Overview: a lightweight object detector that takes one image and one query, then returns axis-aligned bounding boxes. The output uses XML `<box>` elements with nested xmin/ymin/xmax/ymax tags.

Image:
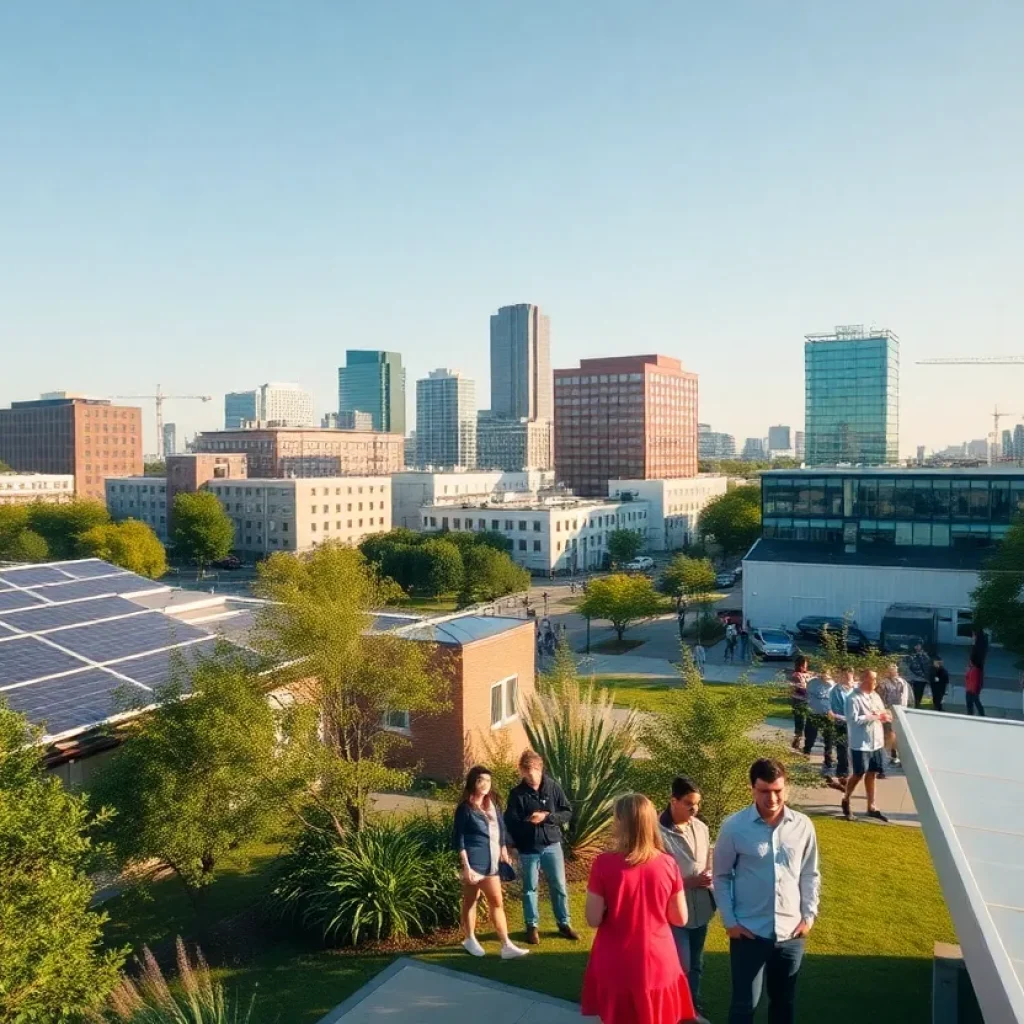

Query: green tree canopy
<box><xmin>458</xmin><ymin>544</ymin><xmax>531</xmax><ymax>605</ymax></box>
<box><xmin>0</xmin><ymin>704</ymin><xmax>125</xmax><ymax>1020</ymax></box>
<box><xmin>659</xmin><ymin>553</ymin><xmax>717</xmax><ymax>609</ymax></box>
<box><xmin>27</xmin><ymin>499</ymin><xmax>111</xmax><ymax>559</ymax></box>
<box><xmin>607</xmin><ymin>528</ymin><xmax>643</xmax><ymax>566</ymax></box>
<box><xmin>0</xmin><ymin>506</ymin><xmax>50</xmax><ymax>562</ymax></box>
<box><xmin>578</xmin><ymin>573</ymin><xmax>665</xmax><ymax>641</ymax></box>
<box><xmin>170</xmin><ymin>491</ymin><xmax>234</xmax><ymax>572</ymax></box>
<box><xmin>420</xmin><ymin>538</ymin><xmax>465</xmax><ymax>596</ymax></box>
<box><xmin>77</xmin><ymin>519</ymin><xmax>167</xmax><ymax>578</ymax></box>
<box><xmin>143</xmin><ymin>459</ymin><xmax>166</xmax><ymax>476</ymax></box>
<box><xmin>90</xmin><ymin>653</ymin><xmax>283</xmax><ymax>892</ymax></box>
<box><xmin>973</xmin><ymin>517</ymin><xmax>1024</xmax><ymax>661</ymax></box>
<box><xmin>697</xmin><ymin>485</ymin><xmax>762</xmax><ymax>555</ymax></box>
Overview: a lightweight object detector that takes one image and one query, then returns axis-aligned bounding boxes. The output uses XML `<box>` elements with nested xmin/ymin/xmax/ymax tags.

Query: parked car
<box><xmin>880</xmin><ymin>604</ymin><xmax>938</xmax><ymax>656</ymax></box>
<box><xmin>715</xmin><ymin>571</ymin><xmax>736</xmax><ymax>588</ymax></box>
<box><xmin>795</xmin><ymin>616</ymin><xmax>871</xmax><ymax>653</ymax></box>
<box><xmin>213</xmin><ymin>555</ymin><xmax>242</xmax><ymax>570</ymax></box>
<box><xmin>716</xmin><ymin>607</ymin><xmax>743</xmax><ymax>627</ymax></box>
<box><xmin>751</xmin><ymin>627</ymin><xmax>796</xmax><ymax>660</ymax></box>
<box><xmin>624</xmin><ymin>556</ymin><xmax>655</xmax><ymax>572</ymax></box>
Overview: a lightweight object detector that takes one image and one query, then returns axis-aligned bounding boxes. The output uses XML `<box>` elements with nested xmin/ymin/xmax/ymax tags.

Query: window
<box><xmin>384</xmin><ymin>710</ymin><xmax>411</xmax><ymax>732</ymax></box>
<box><xmin>518</xmin><ymin>539</ymin><xmax>526</xmax><ymax>551</ymax></box>
<box><xmin>533</xmin><ymin>540</ymin><xmax>541</xmax><ymax>551</ymax></box>
<box><xmin>518</xmin><ymin>521</ymin><xmax>527</xmax><ymax>531</ymax></box>
<box><xmin>490</xmin><ymin>675</ymin><xmax>519</xmax><ymax>728</ymax></box>
<box><xmin>533</xmin><ymin>521</ymin><xmax>541</xmax><ymax>532</ymax></box>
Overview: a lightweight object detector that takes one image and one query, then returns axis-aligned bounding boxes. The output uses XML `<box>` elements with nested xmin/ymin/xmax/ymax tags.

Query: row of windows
<box><xmin>763</xmin><ymin>518</ymin><xmax>1009</xmax><ymax>548</ymax></box>
<box><xmin>310</xmin><ymin>502</ymin><xmax>383</xmax><ymax>513</ymax></box>
<box><xmin>310</xmin><ymin>518</ymin><xmax>386</xmax><ymax>532</ymax></box>
<box><xmin>556</xmin><ymin>374</ymin><xmax>644</xmax><ymax>385</ymax></box>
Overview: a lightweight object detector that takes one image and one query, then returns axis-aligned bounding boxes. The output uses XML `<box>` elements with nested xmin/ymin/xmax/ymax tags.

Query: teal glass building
<box><xmin>337</xmin><ymin>351</ymin><xmax>406</xmax><ymax>435</ymax></box>
<box><xmin>804</xmin><ymin>326</ymin><xmax>899</xmax><ymax>466</ymax></box>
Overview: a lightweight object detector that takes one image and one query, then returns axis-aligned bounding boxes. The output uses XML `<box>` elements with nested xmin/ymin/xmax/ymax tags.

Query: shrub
<box><xmin>522</xmin><ymin>679</ymin><xmax>641</xmax><ymax>856</ymax></box>
<box><xmin>269</xmin><ymin>814</ymin><xmax>461</xmax><ymax>945</ymax></box>
<box><xmin>101</xmin><ymin>938</ymin><xmax>254</xmax><ymax>1023</ymax></box>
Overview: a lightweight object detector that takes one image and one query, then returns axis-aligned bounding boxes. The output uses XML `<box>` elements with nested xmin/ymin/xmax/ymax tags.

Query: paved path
<box><xmin>318</xmin><ymin>959</ymin><xmax>591</xmax><ymax>1023</ymax></box>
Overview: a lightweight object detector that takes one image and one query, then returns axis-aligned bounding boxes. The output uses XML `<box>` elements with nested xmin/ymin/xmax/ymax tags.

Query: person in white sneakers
<box><xmin>452</xmin><ymin>765</ymin><xmax>529</xmax><ymax>959</ymax></box>
<box><xmin>877</xmin><ymin>663</ymin><xmax>910</xmax><ymax>768</ymax></box>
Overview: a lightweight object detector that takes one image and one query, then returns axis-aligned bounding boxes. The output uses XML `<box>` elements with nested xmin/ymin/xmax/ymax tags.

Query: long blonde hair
<box><xmin>613</xmin><ymin>793</ymin><xmax>665</xmax><ymax>866</ymax></box>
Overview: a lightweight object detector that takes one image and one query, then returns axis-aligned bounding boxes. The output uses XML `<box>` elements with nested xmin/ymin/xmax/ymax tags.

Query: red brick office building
<box><xmin>553</xmin><ymin>354</ymin><xmax>698</xmax><ymax>496</ymax></box>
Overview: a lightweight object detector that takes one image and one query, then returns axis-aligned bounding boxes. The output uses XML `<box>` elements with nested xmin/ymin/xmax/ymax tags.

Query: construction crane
<box><xmin>110</xmin><ymin>385</ymin><xmax>213</xmax><ymax>458</ymax></box>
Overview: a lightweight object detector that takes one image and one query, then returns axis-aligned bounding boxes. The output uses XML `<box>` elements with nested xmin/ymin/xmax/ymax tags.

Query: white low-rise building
<box><xmin>391</xmin><ymin>469</ymin><xmax>555</xmax><ymax>530</ymax></box>
<box><xmin>106</xmin><ymin>477</ymin><xmax>169</xmax><ymax>539</ymax></box>
<box><xmin>0</xmin><ymin>473</ymin><xmax>75</xmax><ymax>505</ymax></box>
<box><xmin>607</xmin><ymin>476</ymin><xmax>728</xmax><ymax>551</ymax></box>
<box><xmin>419</xmin><ymin>495</ymin><xmax>649</xmax><ymax>573</ymax></box>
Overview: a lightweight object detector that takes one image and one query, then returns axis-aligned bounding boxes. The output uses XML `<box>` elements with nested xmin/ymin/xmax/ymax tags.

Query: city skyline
<box><xmin>2</xmin><ymin>4</ymin><xmax>1022</xmax><ymax>453</ymax></box>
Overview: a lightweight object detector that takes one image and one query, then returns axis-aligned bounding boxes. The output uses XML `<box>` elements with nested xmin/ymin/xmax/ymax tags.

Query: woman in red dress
<box><xmin>581</xmin><ymin>793</ymin><xmax>696</xmax><ymax>1024</ymax></box>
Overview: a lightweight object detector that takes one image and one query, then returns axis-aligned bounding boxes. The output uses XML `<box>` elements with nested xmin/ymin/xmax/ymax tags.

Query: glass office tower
<box><xmin>337</xmin><ymin>351</ymin><xmax>406</xmax><ymax>434</ymax></box>
<box><xmin>804</xmin><ymin>326</ymin><xmax>899</xmax><ymax>466</ymax></box>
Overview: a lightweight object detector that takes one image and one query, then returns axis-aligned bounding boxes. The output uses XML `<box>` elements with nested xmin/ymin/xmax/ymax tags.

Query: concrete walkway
<box><xmin>318</xmin><ymin>959</ymin><xmax>591</xmax><ymax>1023</ymax></box>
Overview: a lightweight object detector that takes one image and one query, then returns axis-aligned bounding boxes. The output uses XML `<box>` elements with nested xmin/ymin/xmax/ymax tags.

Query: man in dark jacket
<box><xmin>504</xmin><ymin>749</ymin><xmax>578</xmax><ymax>944</ymax></box>
<box><xmin>907</xmin><ymin>643</ymin><xmax>931</xmax><ymax>709</ymax></box>
<box><xmin>929</xmin><ymin>657</ymin><xmax>949</xmax><ymax>712</ymax></box>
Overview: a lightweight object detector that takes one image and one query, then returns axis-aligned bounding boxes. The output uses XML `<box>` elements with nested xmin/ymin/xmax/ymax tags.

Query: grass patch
<box><xmin>387</xmin><ymin>594</ymin><xmax>459</xmax><ymax>613</ymax></box>
<box><xmin>596</xmin><ymin>676</ymin><xmax>790</xmax><ymax>719</ymax></box>
<box><xmin>591</xmin><ymin>637</ymin><xmax>646</xmax><ymax>654</ymax></box>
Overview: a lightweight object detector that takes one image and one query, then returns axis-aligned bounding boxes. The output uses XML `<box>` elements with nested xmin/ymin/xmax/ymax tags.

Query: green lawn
<box><xmin>105</xmin><ymin>818</ymin><xmax>953</xmax><ymax>1024</ymax></box>
<box><xmin>388</xmin><ymin>594</ymin><xmax>459</xmax><ymax>613</ymax></box>
<box><xmin>597</xmin><ymin>675</ymin><xmax>791</xmax><ymax>718</ymax></box>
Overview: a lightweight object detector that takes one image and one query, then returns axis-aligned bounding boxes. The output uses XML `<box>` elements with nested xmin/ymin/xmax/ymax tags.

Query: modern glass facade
<box><xmin>804</xmin><ymin>327</ymin><xmax>899</xmax><ymax>466</ymax></box>
<box><xmin>224</xmin><ymin>390</ymin><xmax>259</xmax><ymax>429</ymax></box>
<box><xmin>338</xmin><ymin>351</ymin><xmax>406</xmax><ymax>435</ymax></box>
<box><xmin>762</xmin><ymin>470</ymin><xmax>1024</xmax><ymax>550</ymax></box>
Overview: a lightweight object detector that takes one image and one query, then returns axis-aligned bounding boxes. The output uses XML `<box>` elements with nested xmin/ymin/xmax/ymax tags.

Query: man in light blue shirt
<box><xmin>713</xmin><ymin>758</ymin><xmax>820</xmax><ymax>1024</ymax></box>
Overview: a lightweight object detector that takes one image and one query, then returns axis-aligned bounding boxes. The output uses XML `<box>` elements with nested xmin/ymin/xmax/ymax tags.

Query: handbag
<box><xmin>499</xmin><ymin>861</ymin><xmax>517</xmax><ymax>883</ymax></box>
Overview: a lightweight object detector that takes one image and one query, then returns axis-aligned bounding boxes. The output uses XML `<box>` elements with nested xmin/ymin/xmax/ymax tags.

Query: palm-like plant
<box><xmin>521</xmin><ymin>679</ymin><xmax>641</xmax><ymax>856</ymax></box>
<box><xmin>102</xmin><ymin>938</ymin><xmax>254</xmax><ymax>1023</ymax></box>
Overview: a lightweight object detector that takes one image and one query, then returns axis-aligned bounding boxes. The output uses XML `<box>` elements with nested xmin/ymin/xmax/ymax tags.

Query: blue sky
<box><xmin>1</xmin><ymin>1</ymin><xmax>1022</xmax><ymax>455</ymax></box>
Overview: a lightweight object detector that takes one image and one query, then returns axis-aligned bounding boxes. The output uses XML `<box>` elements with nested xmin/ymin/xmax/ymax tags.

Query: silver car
<box><xmin>751</xmin><ymin>628</ymin><xmax>796</xmax><ymax>660</ymax></box>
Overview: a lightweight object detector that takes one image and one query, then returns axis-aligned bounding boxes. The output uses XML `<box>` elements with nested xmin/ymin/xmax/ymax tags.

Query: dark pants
<box><xmin>912</xmin><ymin>679</ymin><xmax>946</xmax><ymax>711</ymax></box>
<box><xmin>729</xmin><ymin>935</ymin><xmax>805</xmax><ymax>1024</ymax></box>
<box><xmin>802</xmin><ymin>713</ymin><xmax>834</xmax><ymax>766</ymax></box>
<box><xmin>792</xmin><ymin>706</ymin><xmax>807</xmax><ymax>741</ymax></box>
<box><xmin>966</xmin><ymin>691</ymin><xmax>985</xmax><ymax>716</ymax></box>
<box><xmin>672</xmin><ymin>923</ymin><xmax>709</xmax><ymax>1009</ymax></box>
<box><xmin>833</xmin><ymin>722</ymin><xmax>849</xmax><ymax>777</ymax></box>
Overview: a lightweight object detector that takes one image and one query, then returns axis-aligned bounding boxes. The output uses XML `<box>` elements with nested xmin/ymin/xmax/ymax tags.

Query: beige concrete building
<box><xmin>0</xmin><ymin>473</ymin><xmax>75</xmax><ymax>505</ymax></box>
<box><xmin>607</xmin><ymin>476</ymin><xmax>729</xmax><ymax>551</ymax></box>
<box><xmin>105</xmin><ymin>477</ymin><xmax>170</xmax><ymax>539</ymax></box>
<box><xmin>477</xmin><ymin>415</ymin><xmax>553</xmax><ymax>472</ymax></box>
<box><xmin>193</xmin><ymin>426</ymin><xmax>404</xmax><ymax>478</ymax></box>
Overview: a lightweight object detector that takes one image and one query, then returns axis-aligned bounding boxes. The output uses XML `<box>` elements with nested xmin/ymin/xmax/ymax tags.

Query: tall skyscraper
<box><xmin>794</xmin><ymin>431</ymin><xmax>805</xmax><ymax>461</ymax></box>
<box><xmin>225</xmin><ymin>390</ymin><xmax>259</xmax><ymax>429</ymax></box>
<box><xmin>489</xmin><ymin>304</ymin><xmax>552</xmax><ymax>422</ymax></box>
<box><xmin>767</xmin><ymin>425</ymin><xmax>791</xmax><ymax>452</ymax></box>
<box><xmin>698</xmin><ymin>423</ymin><xmax>736</xmax><ymax>460</ymax></box>
<box><xmin>1002</xmin><ymin>429</ymin><xmax>1014</xmax><ymax>460</ymax></box>
<box><xmin>258</xmin><ymin>383</ymin><xmax>315</xmax><ymax>427</ymax></box>
<box><xmin>1015</xmin><ymin>424</ymin><xmax>1024</xmax><ymax>461</ymax></box>
<box><xmin>162</xmin><ymin>422</ymin><xmax>177</xmax><ymax>457</ymax></box>
<box><xmin>804</xmin><ymin>326</ymin><xmax>899</xmax><ymax>466</ymax></box>
<box><xmin>416</xmin><ymin>369</ymin><xmax>477</xmax><ymax>469</ymax></box>
<box><xmin>742</xmin><ymin>437</ymin><xmax>766</xmax><ymax>461</ymax></box>
<box><xmin>554</xmin><ymin>355</ymin><xmax>698</xmax><ymax>496</ymax></box>
<box><xmin>338</xmin><ymin>351</ymin><xmax>405</xmax><ymax>435</ymax></box>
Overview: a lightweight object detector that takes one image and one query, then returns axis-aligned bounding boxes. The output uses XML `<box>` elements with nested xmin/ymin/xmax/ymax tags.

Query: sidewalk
<box><xmin>318</xmin><ymin>959</ymin><xmax>590</xmax><ymax>1023</ymax></box>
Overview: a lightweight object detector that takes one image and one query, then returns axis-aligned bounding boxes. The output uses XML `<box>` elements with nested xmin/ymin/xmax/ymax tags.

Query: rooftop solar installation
<box><xmin>0</xmin><ymin>565</ymin><xmax>77</xmax><ymax>587</ymax></box>
<box><xmin>0</xmin><ymin>636</ymin><xmax>89</xmax><ymax>684</ymax></box>
<box><xmin>48</xmin><ymin>614</ymin><xmax>212</xmax><ymax>663</ymax></box>
<box><xmin>0</xmin><ymin>590</ymin><xmax>48</xmax><ymax>613</ymax></box>
<box><xmin>51</xmin><ymin>558</ymin><xmax>140</xmax><ymax>580</ymax></box>
<box><xmin>31</xmin><ymin>574</ymin><xmax>164</xmax><ymax>602</ymax></box>
<box><xmin>0</xmin><ymin>595</ymin><xmax>146</xmax><ymax>633</ymax></box>
<box><xmin>400</xmin><ymin>614</ymin><xmax>527</xmax><ymax>646</ymax></box>
<box><xmin>896</xmin><ymin>708</ymin><xmax>1024</xmax><ymax>1023</ymax></box>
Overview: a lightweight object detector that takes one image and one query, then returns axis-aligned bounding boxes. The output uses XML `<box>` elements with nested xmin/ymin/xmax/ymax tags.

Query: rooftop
<box><xmin>763</xmin><ymin>466</ymin><xmax>1024</xmax><ymax>477</ymax></box>
<box><xmin>804</xmin><ymin>324</ymin><xmax>899</xmax><ymax>343</ymax></box>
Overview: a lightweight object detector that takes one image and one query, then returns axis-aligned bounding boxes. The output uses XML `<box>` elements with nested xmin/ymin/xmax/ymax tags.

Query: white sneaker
<box><xmin>500</xmin><ymin>942</ymin><xmax>529</xmax><ymax>959</ymax></box>
<box><xmin>462</xmin><ymin>936</ymin><xmax>485</xmax><ymax>957</ymax></box>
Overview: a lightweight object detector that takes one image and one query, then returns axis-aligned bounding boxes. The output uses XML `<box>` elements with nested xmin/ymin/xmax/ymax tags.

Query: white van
<box><xmin>625</xmin><ymin>556</ymin><xmax>654</xmax><ymax>572</ymax></box>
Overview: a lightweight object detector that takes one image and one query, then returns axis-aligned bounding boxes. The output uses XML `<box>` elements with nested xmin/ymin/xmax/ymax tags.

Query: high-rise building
<box><xmin>225</xmin><ymin>390</ymin><xmax>259</xmax><ymax>429</ymax></box>
<box><xmin>804</xmin><ymin>325</ymin><xmax>899</xmax><ymax>466</ymax></box>
<box><xmin>967</xmin><ymin>438</ymin><xmax>989</xmax><ymax>460</ymax></box>
<box><xmin>0</xmin><ymin>394</ymin><xmax>143</xmax><ymax>501</ymax></box>
<box><xmin>258</xmin><ymin>383</ymin><xmax>315</xmax><ymax>427</ymax></box>
<box><xmin>794</xmin><ymin>431</ymin><xmax>805</xmax><ymax>461</ymax></box>
<box><xmin>489</xmin><ymin>304</ymin><xmax>552</xmax><ymax>422</ymax></box>
<box><xmin>1002</xmin><ymin>430</ymin><xmax>1014</xmax><ymax>460</ymax></box>
<box><xmin>337</xmin><ymin>351</ymin><xmax>405</xmax><ymax>435</ymax></box>
<box><xmin>767</xmin><ymin>425</ymin><xmax>791</xmax><ymax>452</ymax></box>
<box><xmin>698</xmin><ymin>423</ymin><xmax>737</xmax><ymax>460</ymax></box>
<box><xmin>415</xmin><ymin>369</ymin><xmax>477</xmax><ymax>469</ymax></box>
<box><xmin>1015</xmin><ymin>424</ymin><xmax>1024</xmax><ymax>461</ymax></box>
<box><xmin>162</xmin><ymin>422</ymin><xmax>177</xmax><ymax>457</ymax></box>
<box><xmin>323</xmin><ymin>411</ymin><xmax>373</xmax><ymax>431</ymax></box>
<box><xmin>916</xmin><ymin>445</ymin><xmax>927</xmax><ymax>465</ymax></box>
<box><xmin>742</xmin><ymin>437</ymin><xmax>766</xmax><ymax>461</ymax></box>
<box><xmin>477</xmin><ymin>414</ymin><xmax>553</xmax><ymax>472</ymax></box>
<box><xmin>554</xmin><ymin>355</ymin><xmax>698</xmax><ymax>497</ymax></box>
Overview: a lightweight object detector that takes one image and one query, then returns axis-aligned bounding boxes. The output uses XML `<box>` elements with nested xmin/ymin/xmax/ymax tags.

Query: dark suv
<box><xmin>795</xmin><ymin>616</ymin><xmax>871</xmax><ymax>652</ymax></box>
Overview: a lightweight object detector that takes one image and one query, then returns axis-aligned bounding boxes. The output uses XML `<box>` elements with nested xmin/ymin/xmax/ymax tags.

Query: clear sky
<box><xmin>2</xmin><ymin>1</ymin><xmax>1022</xmax><ymax>456</ymax></box>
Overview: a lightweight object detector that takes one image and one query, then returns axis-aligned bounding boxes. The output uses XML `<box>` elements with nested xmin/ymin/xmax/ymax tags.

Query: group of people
<box><xmin>453</xmin><ymin>752</ymin><xmax>820</xmax><ymax>1024</ymax></box>
<box><xmin>722</xmin><ymin>621</ymin><xmax>748</xmax><ymax>663</ymax></box>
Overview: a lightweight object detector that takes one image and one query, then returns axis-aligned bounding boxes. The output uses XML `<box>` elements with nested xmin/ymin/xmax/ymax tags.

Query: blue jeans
<box><xmin>671</xmin><ymin>923</ymin><xmax>708</xmax><ymax>1008</ymax></box>
<box><xmin>519</xmin><ymin>843</ymin><xmax>570</xmax><ymax>928</ymax></box>
<box><xmin>728</xmin><ymin>935</ymin><xmax>805</xmax><ymax>1024</ymax></box>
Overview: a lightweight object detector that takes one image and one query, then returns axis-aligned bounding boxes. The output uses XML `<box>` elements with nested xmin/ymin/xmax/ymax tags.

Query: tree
<box><xmin>458</xmin><ymin>544</ymin><xmax>530</xmax><ymax>605</ymax></box>
<box><xmin>659</xmin><ymin>554</ymin><xmax>717</xmax><ymax>641</ymax></box>
<box><xmin>973</xmin><ymin>517</ymin><xmax>1024</xmax><ymax>661</ymax></box>
<box><xmin>143</xmin><ymin>459</ymin><xmax>166</xmax><ymax>476</ymax></box>
<box><xmin>90</xmin><ymin>653</ymin><xmax>283</xmax><ymax>893</ymax></box>
<box><xmin>0</xmin><ymin>506</ymin><xmax>50</xmax><ymax>562</ymax></box>
<box><xmin>0</xmin><ymin>458</ymin><xmax>12</xmax><ymax>473</ymax></box>
<box><xmin>697</xmin><ymin>485</ymin><xmax>761</xmax><ymax>555</ymax></box>
<box><xmin>578</xmin><ymin>573</ymin><xmax>665</xmax><ymax>642</ymax></box>
<box><xmin>607</xmin><ymin>528</ymin><xmax>643</xmax><ymax>566</ymax></box>
<box><xmin>539</xmin><ymin>633</ymin><xmax>580</xmax><ymax>694</ymax></box>
<box><xmin>77</xmin><ymin>519</ymin><xmax>167</xmax><ymax>578</ymax></box>
<box><xmin>0</xmin><ymin>704</ymin><xmax>125</xmax><ymax>1020</ymax></box>
<box><xmin>171</xmin><ymin>491</ymin><xmax>234</xmax><ymax>574</ymax></box>
<box><xmin>420</xmin><ymin>538</ymin><xmax>464</xmax><ymax>596</ymax></box>
<box><xmin>254</xmin><ymin>543</ymin><xmax>450</xmax><ymax>831</ymax></box>
<box><xmin>28</xmin><ymin>499</ymin><xmax>110</xmax><ymax>559</ymax></box>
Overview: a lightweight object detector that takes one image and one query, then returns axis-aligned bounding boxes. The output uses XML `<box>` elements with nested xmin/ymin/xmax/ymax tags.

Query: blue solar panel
<box><xmin>53</xmin><ymin>614</ymin><xmax>211</xmax><ymax>663</ymax></box>
<box><xmin>3</xmin><ymin>668</ymin><xmax>149</xmax><ymax>737</ymax></box>
<box><xmin>32</xmin><ymin>575</ymin><xmax>161</xmax><ymax>602</ymax></box>
<box><xmin>0</xmin><ymin>596</ymin><xmax>145</xmax><ymax>634</ymax></box>
<box><xmin>0</xmin><ymin>636</ymin><xmax>87</xmax><ymax>685</ymax></box>
<box><xmin>53</xmin><ymin>559</ymin><xmax>125</xmax><ymax>580</ymax></box>
<box><xmin>115</xmin><ymin>639</ymin><xmax>218</xmax><ymax>687</ymax></box>
<box><xmin>0</xmin><ymin>566</ymin><xmax>74</xmax><ymax>587</ymax></box>
<box><xmin>0</xmin><ymin>590</ymin><xmax>48</xmax><ymax>613</ymax></box>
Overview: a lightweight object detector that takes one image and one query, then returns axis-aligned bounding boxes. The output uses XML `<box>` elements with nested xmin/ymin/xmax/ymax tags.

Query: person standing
<box><xmin>503</xmin><ymin>750</ymin><xmax>578</xmax><ymax>945</ymax></box>
<box><xmin>713</xmin><ymin>759</ymin><xmax>820</xmax><ymax>1024</ymax></box>
<box><xmin>966</xmin><ymin>629</ymin><xmax>988</xmax><ymax>716</ymax></box>
<box><xmin>908</xmin><ymin>642</ymin><xmax>931</xmax><ymax>709</ymax></box>
<box><xmin>659</xmin><ymin>778</ymin><xmax>715</xmax><ymax>1022</ymax></box>
<box><xmin>788</xmin><ymin>656</ymin><xmax>812</xmax><ymax>752</ymax></box>
<box><xmin>842</xmin><ymin>670</ymin><xmax>892</xmax><ymax>823</ymax></box>
<box><xmin>581</xmin><ymin>794</ymin><xmax>696</xmax><ymax>1024</ymax></box>
<box><xmin>826</xmin><ymin>668</ymin><xmax>856</xmax><ymax>791</ymax></box>
<box><xmin>804</xmin><ymin>670</ymin><xmax>835</xmax><ymax>770</ymax></box>
<box><xmin>725</xmin><ymin>623</ymin><xmax>738</xmax><ymax>663</ymax></box>
<box><xmin>739</xmin><ymin>621</ymin><xmax>750</xmax><ymax>661</ymax></box>
<box><xmin>693</xmin><ymin>642</ymin><xmax>706</xmax><ymax>678</ymax></box>
<box><xmin>877</xmin><ymin>663</ymin><xmax>910</xmax><ymax>766</ymax></box>
<box><xmin>929</xmin><ymin>656</ymin><xmax>949</xmax><ymax>712</ymax></box>
<box><xmin>452</xmin><ymin>766</ymin><xmax>529</xmax><ymax>959</ymax></box>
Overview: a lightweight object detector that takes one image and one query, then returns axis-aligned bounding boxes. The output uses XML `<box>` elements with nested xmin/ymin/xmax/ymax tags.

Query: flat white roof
<box><xmin>895</xmin><ymin>708</ymin><xmax>1024</xmax><ymax>1022</ymax></box>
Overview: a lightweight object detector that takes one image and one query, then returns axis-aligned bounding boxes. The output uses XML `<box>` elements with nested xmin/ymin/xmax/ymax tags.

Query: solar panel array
<box><xmin>0</xmin><ymin>559</ymin><xmax>247</xmax><ymax>740</ymax></box>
